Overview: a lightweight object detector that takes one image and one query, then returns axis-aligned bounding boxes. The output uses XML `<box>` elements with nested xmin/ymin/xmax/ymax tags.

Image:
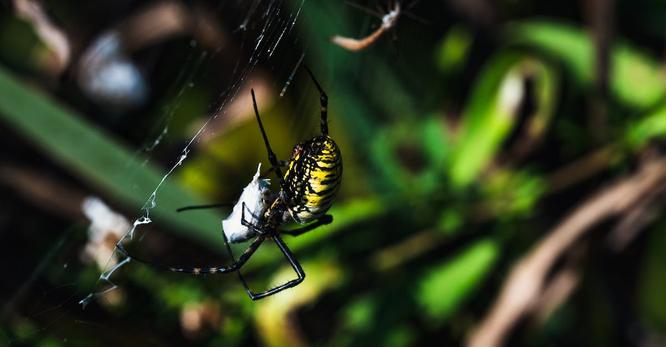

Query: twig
<box><xmin>606</xmin><ymin>188</ymin><xmax>664</xmax><ymax>251</ymax></box>
<box><xmin>117</xmin><ymin>1</ymin><xmax>192</xmax><ymax>52</ymax></box>
<box><xmin>585</xmin><ymin>0</ymin><xmax>615</xmax><ymax>140</ymax></box>
<box><xmin>331</xmin><ymin>2</ymin><xmax>401</xmax><ymax>52</ymax></box>
<box><xmin>466</xmin><ymin>158</ymin><xmax>666</xmax><ymax>347</ymax></box>
<box><xmin>115</xmin><ymin>1</ymin><xmax>229</xmax><ymax>53</ymax></box>
<box><xmin>531</xmin><ymin>243</ymin><xmax>585</xmax><ymax>324</ymax></box>
<box><xmin>0</xmin><ymin>164</ymin><xmax>85</xmax><ymax>219</ymax></box>
<box><xmin>371</xmin><ymin>228</ymin><xmax>443</xmax><ymax>271</ymax></box>
<box><xmin>446</xmin><ymin>0</ymin><xmax>497</xmax><ymax>29</ymax></box>
<box><xmin>13</xmin><ymin>0</ymin><xmax>71</xmax><ymax>75</ymax></box>
<box><xmin>546</xmin><ymin>146</ymin><xmax>617</xmax><ymax>193</ymax></box>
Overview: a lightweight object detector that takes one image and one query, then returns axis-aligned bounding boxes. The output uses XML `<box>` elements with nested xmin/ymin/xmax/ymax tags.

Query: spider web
<box><xmin>79</xmin><ymin>0</ymin><xmax>308</xmax><ymax>307</ymax></box>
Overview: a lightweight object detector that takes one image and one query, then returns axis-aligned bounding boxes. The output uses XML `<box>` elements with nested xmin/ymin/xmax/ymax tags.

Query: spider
<box><xmin>118</xmin><ymin>67</ymin><xmax>342</xmax><ymax>300</ymax></box>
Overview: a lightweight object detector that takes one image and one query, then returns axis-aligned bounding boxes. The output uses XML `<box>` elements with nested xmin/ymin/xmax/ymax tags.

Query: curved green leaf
<box><xmin>416</xmin><ymin>238</ymin><xmax>499</xmax><ymax>322</ymax></box>
<box><xmin>508</xmin><ymin>21</ymin><xmax>666</xmax><ymax>109</ymax></box>
<box><xmin>449</xmin><ymin>54</ymin><xmax>557</xmax><ymax>188</ymax></box>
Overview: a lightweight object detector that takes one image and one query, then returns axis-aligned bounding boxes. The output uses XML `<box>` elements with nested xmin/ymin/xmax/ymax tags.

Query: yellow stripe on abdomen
<box><xmin>284</xmin><ymin>136</ymin><xmax>342</xmax><ymax>223</ymax></box>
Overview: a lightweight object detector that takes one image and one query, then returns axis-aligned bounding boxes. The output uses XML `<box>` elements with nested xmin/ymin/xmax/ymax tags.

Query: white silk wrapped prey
<box><xmin>222</xmin><ymin>164</ymin><xmax>271</xmax><ymax>243</ymax></box>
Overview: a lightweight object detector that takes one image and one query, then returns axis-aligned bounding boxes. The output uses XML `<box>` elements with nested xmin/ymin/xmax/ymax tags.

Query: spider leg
<box><xmin>240</xmin><ymin>201</ymin><xmax>267</xmax><ymax>233</ymax></box>
<box><xmin>175</xmin><ymin>202</ymin><xmax>234</xmax><ymax>213</ymax></box>
<box><xmin>280</xmin><ymin>214</ymin><xmax>333</xmax><ymax>236</ymax></box>
<box><xmin>303</xmin><ymin>66</ymin><xmax>329</xmax><ymax>136</ymax></box>
<box><xmin>239</xmin><ymin>235</ymin><xmax>305</xmax><ymax>300</ymax></box>
<box><xmin>251</xmin><ymin>89</ymin><xmax>287</xmax><ymax>184</ymax></box>
<box><xmin>115</xmin><ymin>235</ymin><xmax>264</xmax><ymax>275</ymax></box>
<box><xmin>234</xmin><ymin>201</ymin><xmax>275</xmax><ymax>298</ymax></box>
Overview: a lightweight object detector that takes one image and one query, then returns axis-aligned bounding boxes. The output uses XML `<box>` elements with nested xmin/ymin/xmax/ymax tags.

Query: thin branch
<box><xmin>331</xmin><ymin>2</ymin><xmax>401</xmax><ymax>52</ymax></box>
<box><xmin>0</xmin><ymin>164</ymin><xmax>85</xmax><ymax>219</ymax></box>
<box><xmin>371</xmin><ymin>228</ymin><xmax>443</xmax><ymax>271</ymax></box>
<box><xmin>546</xmin><ymin>146</ymin><xmax>616</xmax><ymax>193</ymax></box>
<box><xmin>531</xmin><ymin>243</ymin><xmax>585</xmax><ymax>324</ymax></box>
<box><xmin>466</xmin><ymin>158</ymin><xmax>666</xmax><ymax>347</ymax></box>
<box><xmin>585</xmin><ymin>0</ymin><xmax>615</xmax><ymax>140</ymax></box>
<box><xmin>446</xmin><ymin>0</ymin><xmax>497</xmax><ymax>29</ymax></box>
<box><xmin>606</xmin><ymin>189</ymin><xmax>664</xmax><ymax>251</ymax></box>
<box><xmin>13</xmin><ymin>0</ymin><xmax>71</xmax><ymax>75</ymax></box>
<box><xmin>116</xmin><ymin>1</ymin><xmax>229</xmax><ymax>53</ymax></box>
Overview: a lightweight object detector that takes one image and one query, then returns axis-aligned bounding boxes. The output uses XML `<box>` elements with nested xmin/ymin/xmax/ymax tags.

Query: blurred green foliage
<box><xmin>448</xmin><ymin>53</ymin><xmax>557</xmax><ymax>188</ymax></box>
<box><xmin>416</xmin><ymin>238</ymin><xmax>499</xmax><ymax>323</ymax></box>
<box><xmin>509</xmin><ymin>21</ymin><xmax>665</xmax><ymax>109</ymax></box>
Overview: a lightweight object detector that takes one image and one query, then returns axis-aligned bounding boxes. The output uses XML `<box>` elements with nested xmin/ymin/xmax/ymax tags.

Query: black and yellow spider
<box><xmin>119</xmin><ymin>67</ymin><xmax>342</xmax><ymax>300</ymax></box>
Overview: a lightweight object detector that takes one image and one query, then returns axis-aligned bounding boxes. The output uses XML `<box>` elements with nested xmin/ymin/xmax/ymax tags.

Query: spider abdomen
<box><xmin>284</xmin><ymin>135</ymin><xmax>342</xmax><ymax>223</ymax></box>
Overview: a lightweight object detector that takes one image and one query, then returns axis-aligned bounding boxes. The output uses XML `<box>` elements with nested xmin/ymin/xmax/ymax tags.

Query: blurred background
<box><xmin>1</xmin><ymin>0</ymin><xmax>666</xmax><ymax>346</ymax></box>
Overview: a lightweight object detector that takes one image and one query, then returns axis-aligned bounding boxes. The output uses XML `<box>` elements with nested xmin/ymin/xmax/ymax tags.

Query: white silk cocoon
<box><xmin>222</xmin><ymin>164</ymin><xmax>271</xmax><ymax>243</ymax></box>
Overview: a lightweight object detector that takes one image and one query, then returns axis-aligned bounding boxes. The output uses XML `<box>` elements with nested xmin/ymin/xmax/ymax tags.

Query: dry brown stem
<box><xmin>118</xmin><ymin>1</ymin><xmax>192</xmax><ymax>52</ymax></box>
<box><xmin>585</xmin><ymin>0</ymin><xmax>615</xmax><ymax>141</ymax></box>
<box><xmin>531</xmin><ymin>243</ymin><xmax>585</xmax><ymax>324</ymax></box>
<box><xmin>466</xmin><ymin>158</ymin><xmax>666</xmax><ymax>347</ymax></box>
<box><xmin>607</xmin><ymin>187</ymin><xmax>664</xmax><ymax>251</ymax></box>
<box><xmin>547</xmin><ymin>146</ymin><xmax>616</xmax><ymax>193</ymax></box>
<box><xmin>117</xmin><ymin>1</ymin><xmax>228</xmax><ymax>52</ymax></box>
<box><xmin>447</xmin><ymin>0</ymin><xmax>497</xmax><ymax>28</ymax></box>
<box><xmin>0</xmin><ymin>164</ymin><xmax>85</xmax><ymax>219</ymax></box>
<box><xmin>371</xmin><ymin>228</ymin><xmax>443</xmax><ymax>271</ymax></box>
<box><xmin>13</xmin><ymin>0</ymin><xmax>71</xmax><ymax>74</ymax></box>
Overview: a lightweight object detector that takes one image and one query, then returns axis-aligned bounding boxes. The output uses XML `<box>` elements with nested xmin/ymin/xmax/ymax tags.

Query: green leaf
<box><xmin>448</xmin><ymin>54</ymin><xmax>556</xmax><ymax>188</ymax></box>
<box><xmin>626</xmin><ymin>104</ymin><xmax>666</xmax><ymax>149</ymax></box>
<box><xmin>415</xmin><ymin>238</ymin><xmax>499</xmax><ymax>322</ymax></box>
<box><xmin>483</xmin><ymin>168</ymin><xmax>547</xmax><ymax>217</ymax></box>
<box><xmin>436</xmin><ymin>26</ymin><xmax>473</xmax><ymax>74</ymax></box>
<box><xmin>370</xmin><ymin>116</ymin><xmax>450</xmax><ymax>195</ymax></box>
<box><xmin>0</xmin><ymin>65</ymin><xmax>224</xmax><ymax>250</ymax></box>
<box><xmin>508</xmin><ymin>21</ymin><xmax>666</xmax><ymax>109</ymax></box>
<box><xmin>342</xmin><ymin>296</ymin><xmax>378</xmax><ymax>332</ymax></box>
